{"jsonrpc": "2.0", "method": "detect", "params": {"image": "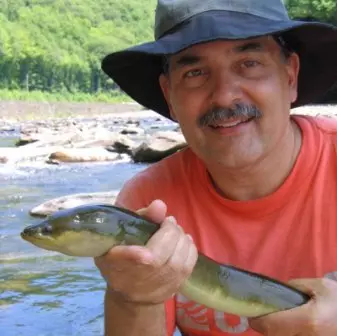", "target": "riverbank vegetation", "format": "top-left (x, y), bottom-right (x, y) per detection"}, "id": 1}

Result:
top-left (0, 0), bottom-right (335, 103)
